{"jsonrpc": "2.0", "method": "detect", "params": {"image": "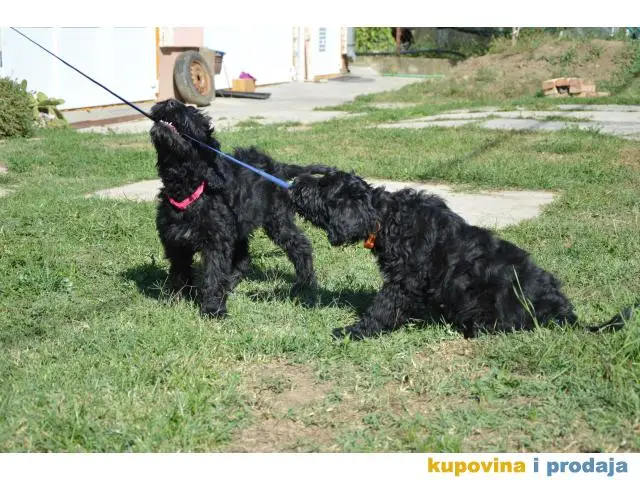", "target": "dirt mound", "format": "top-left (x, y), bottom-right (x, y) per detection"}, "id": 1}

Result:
top-left (453, 39), bottom-right (625, 91)
top-left (367, 39), bottom-right (630, 103)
